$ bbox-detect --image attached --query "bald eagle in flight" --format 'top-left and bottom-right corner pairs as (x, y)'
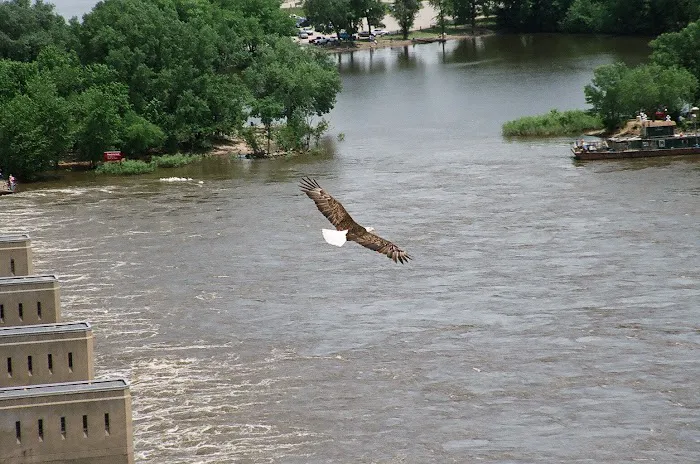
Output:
(300, 177), (411, 264)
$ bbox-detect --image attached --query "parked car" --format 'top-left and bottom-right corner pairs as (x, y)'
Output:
(372, 29), (388, 36)
(313, 36), (328, 45)
(298, 31), (308, 39)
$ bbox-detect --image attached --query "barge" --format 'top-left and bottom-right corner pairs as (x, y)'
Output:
(572, 119), (700, 160)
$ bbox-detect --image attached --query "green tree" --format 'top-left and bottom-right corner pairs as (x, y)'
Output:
(496, 0), (700, 34)
(0, 0), (336, 177)
(648, 0), (700, 35)
(428, 0), (450, 36)
(496, 0), (527, 30)
(215, 0), (295, 37)
(0, 0), (73, 62)
(250, 96), (284, 155)
(0, 74), (71, 178)
(120, 112), (166, 157)
(71, 83), (131, 165)
(390, 0), (422, 39)
(452, 0), (486, 32)
(0, 94), (50, 178)
(35, 45), (85, 97)
(0, 58), (37, 101)
(619, 64), (697, 117)
(650, 20), (700, 91)
(604, 0), (652, 35)
(351, 0), (386, 33)
(559, 0), (606, 33)
(304, 0), (354, 37)
(584, 62), (633, 130)
(76, 0), (279, 151)
(245, 38), (341, 152)
(585, 62), (697, 130)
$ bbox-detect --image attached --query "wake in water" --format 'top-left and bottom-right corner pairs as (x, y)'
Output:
(159, 177), (203, 184)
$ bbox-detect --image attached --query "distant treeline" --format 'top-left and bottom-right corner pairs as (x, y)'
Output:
(496, 0), (700, 36)
(303, 0), (700, 40)
(0, 0), (341, 179)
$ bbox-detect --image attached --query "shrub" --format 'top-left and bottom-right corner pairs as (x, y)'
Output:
(95, 159), (155, 175)
(502, 109), (604, 137)
(152, 154), (200, 168)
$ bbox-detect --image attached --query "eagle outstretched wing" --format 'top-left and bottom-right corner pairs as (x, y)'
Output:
(352, 229), (412, 264)
(299, 177), (411, 264)
(299, 177), (357, 230)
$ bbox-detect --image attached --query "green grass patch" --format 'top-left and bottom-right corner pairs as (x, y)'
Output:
(95, 159), (155, 175)
(502, 109), (604, 137)
(152, 154), (201, 168)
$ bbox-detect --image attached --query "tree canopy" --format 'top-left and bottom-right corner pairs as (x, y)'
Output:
(303, 0), (385, 34)
(0, 0), (75, 61)
(650, 20), (700, 95)
(389, 0), (422, 39)
(496, 0), (700, 35)
(585, 63), (697, 130)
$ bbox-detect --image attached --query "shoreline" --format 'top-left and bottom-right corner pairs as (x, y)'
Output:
(319, 28), (495, 53)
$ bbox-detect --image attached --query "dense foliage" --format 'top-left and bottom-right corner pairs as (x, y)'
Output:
(585, 63), (697, 130)
(650, 20), (700, 90)
(0, 0), (342, 179)
(0, 0), (77, 61)
(245, 37), (341, 154)
(302, 0), (700, 35)
(497, 0), (700, 35)
(303, 0), (386, 36)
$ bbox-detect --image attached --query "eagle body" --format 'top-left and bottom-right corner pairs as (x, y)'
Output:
(299, 177), (411, 264)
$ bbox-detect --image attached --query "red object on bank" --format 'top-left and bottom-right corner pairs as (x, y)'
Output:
(103, 151), (123, 162)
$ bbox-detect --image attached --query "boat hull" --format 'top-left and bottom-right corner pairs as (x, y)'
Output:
(0, 181), (16, 195)
(572, 146), (700, 161)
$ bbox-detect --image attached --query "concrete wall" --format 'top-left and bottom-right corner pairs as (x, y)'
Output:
(0, 380), (134, 464)
(0, 323), (94, 388)
(0, 275), (61, 327)
(0, 236), (34, 277)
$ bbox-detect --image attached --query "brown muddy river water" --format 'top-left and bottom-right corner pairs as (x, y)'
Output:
(1, 34), (699, 462)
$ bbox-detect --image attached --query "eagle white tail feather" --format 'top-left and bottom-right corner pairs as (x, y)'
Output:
(322, 229), (348, 247)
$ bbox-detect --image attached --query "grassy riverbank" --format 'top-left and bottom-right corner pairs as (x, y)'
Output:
(502, 109), (603, 137)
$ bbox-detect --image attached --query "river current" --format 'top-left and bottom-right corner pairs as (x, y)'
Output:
(1, 34), (698, 462)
